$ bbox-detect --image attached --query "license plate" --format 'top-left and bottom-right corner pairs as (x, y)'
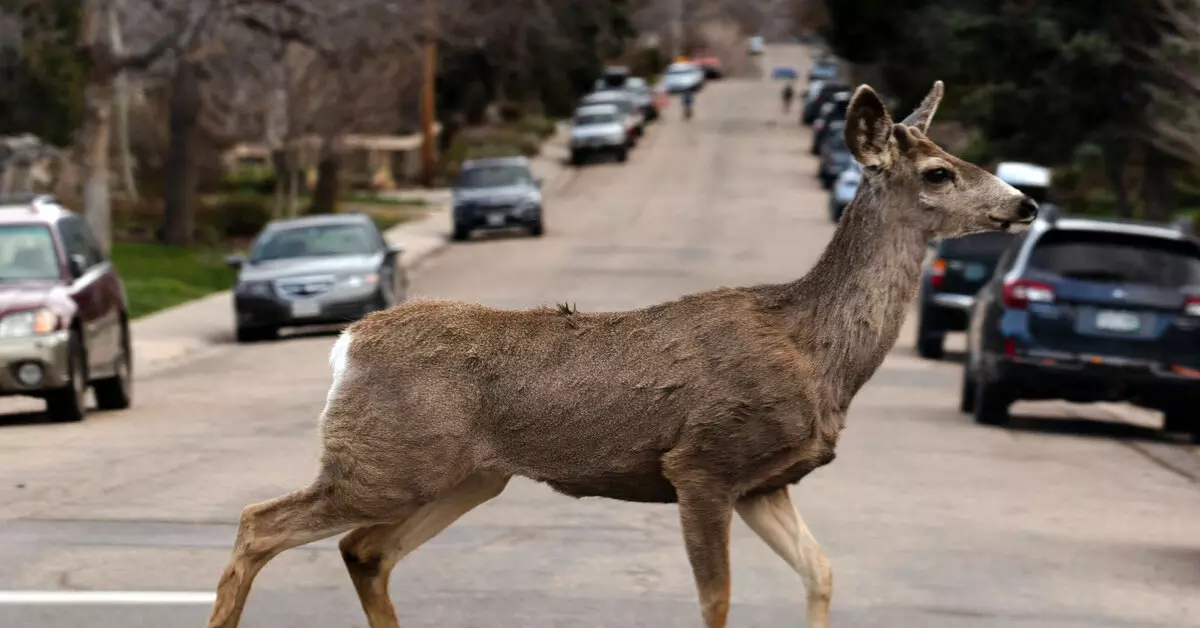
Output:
(963, 263), (986, 281)
(486, 212), (505, 227)
(1095, 310), (1140, 332)
(291, 300), (321, 318)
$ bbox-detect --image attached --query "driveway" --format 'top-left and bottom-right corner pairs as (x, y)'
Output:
(0, 44), (1197, 628)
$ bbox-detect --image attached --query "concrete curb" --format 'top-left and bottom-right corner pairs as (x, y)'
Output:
(129, 123), (573, 377)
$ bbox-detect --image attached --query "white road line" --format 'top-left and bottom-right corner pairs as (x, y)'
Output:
(0, 591), (216, 605)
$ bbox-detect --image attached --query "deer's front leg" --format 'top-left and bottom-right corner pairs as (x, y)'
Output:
(674, 484), (735, 628)
(736, 488), (832, 628)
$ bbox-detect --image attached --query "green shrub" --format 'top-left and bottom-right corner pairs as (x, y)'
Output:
(515, 114), (558, 139)
(206, 193), (274, 238)
(219, 168), (277, 196)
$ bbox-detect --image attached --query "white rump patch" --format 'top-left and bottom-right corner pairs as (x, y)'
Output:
(321, 331), (354, 428)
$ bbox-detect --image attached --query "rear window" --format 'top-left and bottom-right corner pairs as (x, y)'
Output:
(938, 231), (1016, 262)
(1028, 230), (1200, 288)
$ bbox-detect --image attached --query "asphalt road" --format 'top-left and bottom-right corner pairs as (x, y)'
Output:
(1, 45), (1198, 628)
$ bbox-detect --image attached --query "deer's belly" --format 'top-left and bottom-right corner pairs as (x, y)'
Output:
(541, 471), (679, 504)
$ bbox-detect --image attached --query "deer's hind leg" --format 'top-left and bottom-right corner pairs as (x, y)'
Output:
(735, 488), (833, 628)
(206, 483), (370, 628)
(340, 473), (510, 628)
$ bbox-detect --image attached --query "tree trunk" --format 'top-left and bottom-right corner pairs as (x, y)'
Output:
(109, 1), (138, 201)
(310, 141), (341, 214)
(271, 149), (287, 218)
(1141, 144), (1176, 222)
(82, 77), (114, 253)
(161, 61), (202, 245)
(1103, 142), (1132, 218)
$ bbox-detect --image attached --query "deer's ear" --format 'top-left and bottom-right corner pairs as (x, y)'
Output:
(845, 84), (895, 169)
(899, 80), (944, 134)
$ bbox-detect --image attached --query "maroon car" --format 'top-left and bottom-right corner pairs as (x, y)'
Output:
(0, 194), (132, 422)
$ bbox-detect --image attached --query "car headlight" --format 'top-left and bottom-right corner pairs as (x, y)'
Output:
(341, 273), (379, 289)
(0, 308), (59, 338)
(237, 281), (272, 297)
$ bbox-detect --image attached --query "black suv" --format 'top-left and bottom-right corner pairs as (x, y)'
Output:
(915, 232), (1017, 359)
(962, 212), (1200, 441)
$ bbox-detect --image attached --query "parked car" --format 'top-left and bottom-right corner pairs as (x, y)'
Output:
(772, 66), (799, 81)
(810, 91), (851, 155)
(229, 213), (408, 343)
(447, 156), (545, 242)
(664, 61), (705, 93)
(569, 104), (630, 165)
(748, 35), (765, 55)
(802, 82), (848, 125)
(691, 50), (724, 79)
(0, 194), (132, 422)
(816, 120), (852, 189)
(808, 56), (840, 83)
(801, 79), (827, 108)
(828, 161), (860, 222)
(581, 90), (643, 140)
(962, 211), (1200, 441)
(623, 77), (658, 123)
(915, 231), (1017, 359)
(595, 65), (631, 90)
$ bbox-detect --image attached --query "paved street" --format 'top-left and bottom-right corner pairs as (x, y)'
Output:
(1, 45), (1198, 628)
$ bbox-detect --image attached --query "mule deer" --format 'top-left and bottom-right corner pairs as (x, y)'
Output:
(206, 81), (1037, 628)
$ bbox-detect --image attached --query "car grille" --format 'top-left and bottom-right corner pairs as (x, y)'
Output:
(276, 275), (336, 300)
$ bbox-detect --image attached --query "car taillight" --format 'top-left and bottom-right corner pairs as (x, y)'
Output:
(1186, 296), (1200, 316)
(930, 258), (947, 289)
(1003, 278), (1055, 309)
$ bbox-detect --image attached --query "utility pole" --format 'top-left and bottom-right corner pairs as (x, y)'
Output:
(420, 0), (438, 188)
(669, 0), (684, 60)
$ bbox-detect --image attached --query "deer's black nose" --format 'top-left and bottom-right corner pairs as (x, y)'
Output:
(1017, 197), (1039, 221)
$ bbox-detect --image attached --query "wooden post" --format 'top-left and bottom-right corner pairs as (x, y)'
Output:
(420, 0), (438, 188)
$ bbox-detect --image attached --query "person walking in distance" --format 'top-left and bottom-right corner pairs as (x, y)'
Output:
(682, 88), (695, 120)
(782, 82), (795, 114)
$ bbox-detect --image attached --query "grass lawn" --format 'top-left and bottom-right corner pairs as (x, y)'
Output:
(110, 242), (236, 319)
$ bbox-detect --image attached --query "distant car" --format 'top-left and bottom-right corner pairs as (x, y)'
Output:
(691, 51), (724, 79)
(748, 36), (765, 55)
(581, 90), (643, 140)
(447, 156), (545, 242)
(569, 104), (630, 165)
(802, 82), (848, 125)
(595, 65), (631, 90)
(228, 212), (408, 343)
(816, 120), (852, 189)
(622, 77), (658, 123)
(828, 161), (860, 222)
(801, 79), (826, 108)
(808, 57), (840, 83)
(772, 67), (799, 80)
(0, 194), (132, 422)
(664, 62), (705, 93)
(963, 212), (1200, 441)
(810, 91), (851, 155)
(915, 232), (1017, 359)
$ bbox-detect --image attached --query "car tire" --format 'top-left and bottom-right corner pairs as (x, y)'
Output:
(616, 147), (629, 163)
(915, 321), (945, 360)
(94, 321), (132, 411)
(451, 222), (470, 241)
(570, 150), (584, 166)
(973, 376), (1011, 426)
(236, 325), (278, 343)
(959, 364), (976, 413)
(46, 330), (86, 423)
(819, 174), (833, 190)
(529, 219), (544, 237)
(1163, 406), (1200, 443)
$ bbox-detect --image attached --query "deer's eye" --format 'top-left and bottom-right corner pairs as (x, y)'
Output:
(923, 168), (954, 184)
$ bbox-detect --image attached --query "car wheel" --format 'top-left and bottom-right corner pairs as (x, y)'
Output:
(1163, 405), (1200, 443)
(46, 330), (86, 423)
(973, 376), (1011, 426)
(820, 174), (833, 190)
(451, 222), (470, 241)
(915, 316), (945, 360)
(529, 218), (544, 237)
(616, 147), (629, 163)
(959, 364), (976, 413)
(94, 321), (132, 411)
(570, 150), (584, 166)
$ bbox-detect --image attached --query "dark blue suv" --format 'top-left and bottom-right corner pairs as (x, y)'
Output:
(962, 212), (1200, 441)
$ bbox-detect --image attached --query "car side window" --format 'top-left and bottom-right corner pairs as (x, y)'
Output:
(58, 216), (104, 270)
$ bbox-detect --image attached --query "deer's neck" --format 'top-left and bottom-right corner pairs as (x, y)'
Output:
(784, 184), (927, 409)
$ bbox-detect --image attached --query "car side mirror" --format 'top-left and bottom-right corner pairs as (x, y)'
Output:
(225, 253), (247, 269)
(67, 253), (87, 278)
(387, 242), (406, 256)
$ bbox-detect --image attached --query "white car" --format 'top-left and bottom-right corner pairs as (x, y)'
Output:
(748, 36), (765, 55)
(580, 90), (644, 140)
(664, 62), (704, 93)
(829, 161), (860, 222)
(569, 104), (629, 165)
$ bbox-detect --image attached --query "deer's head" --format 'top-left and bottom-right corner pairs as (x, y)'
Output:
(843, 81), (1038, 238)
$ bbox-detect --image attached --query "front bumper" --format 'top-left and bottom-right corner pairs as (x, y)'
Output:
(0, 330), (71, 395)
(991, 351), (1200, 408)
(570, 137), (625, 151)
(454, 203), (542, 232)
(235, 285), (381, 329)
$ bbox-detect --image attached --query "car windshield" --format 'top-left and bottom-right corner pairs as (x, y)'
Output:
(1028, 230), (1200, 288)
(251, 223), (376, 263)
(938, 232), (1016, 262)
(667, 66), (695, 75)
(576, 112), (618, 125)
(456, 165), (532, 188)
(0, 224), (59, 280)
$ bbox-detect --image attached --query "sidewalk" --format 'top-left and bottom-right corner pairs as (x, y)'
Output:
(130, 123), (573, 377)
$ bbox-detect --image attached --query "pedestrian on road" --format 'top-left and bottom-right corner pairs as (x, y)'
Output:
(682, 88), (695, 120)
(782, 82), (795, 113)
